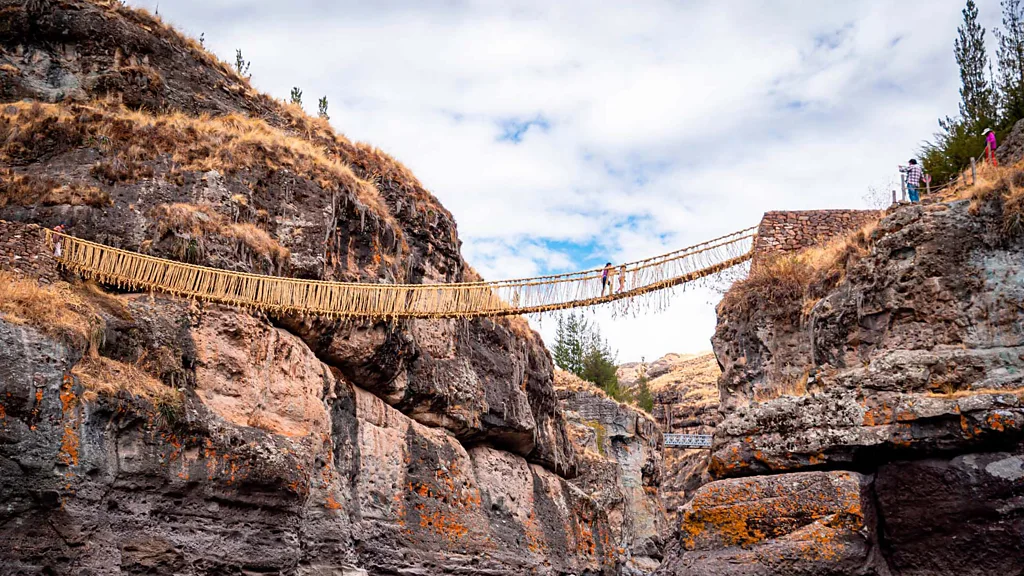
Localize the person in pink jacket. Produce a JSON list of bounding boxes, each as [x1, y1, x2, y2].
[[984, 128, 998, 166]]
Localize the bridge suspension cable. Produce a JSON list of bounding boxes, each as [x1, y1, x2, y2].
[[45, 226, 756, 319]]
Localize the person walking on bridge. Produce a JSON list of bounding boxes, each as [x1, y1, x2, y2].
[[899, 159, 923, 203], [617, 264, 627, 293], [52, 224, 66, 258], [984, 128, 998, 166], [601, 262, 613, 296]]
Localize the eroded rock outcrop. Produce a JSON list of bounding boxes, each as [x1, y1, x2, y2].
[[0, 1, 641, 573], [658, 198, 1024, 575], [0, 0, 579, 476], [661, 471, 884, 576], [0, 297, 626, 575], [712, 201, 1024, 477], [555, 370, 668, 573]]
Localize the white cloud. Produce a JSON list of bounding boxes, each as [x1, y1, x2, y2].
[[130, 0, 1001, 361]]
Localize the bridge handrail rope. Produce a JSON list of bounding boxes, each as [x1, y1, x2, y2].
[[44, 226, 756, 319], [458, 226, 757, 287]]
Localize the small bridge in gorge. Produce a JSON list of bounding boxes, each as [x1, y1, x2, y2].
[[663, 434, 713, 449]]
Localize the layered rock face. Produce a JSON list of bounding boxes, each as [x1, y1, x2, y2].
[[0, 0, 578, 475], [0, 1, 656, 573], [555, 370, 668, 572], [658, 200, 1024, 575], [0, 303, 622, 575]]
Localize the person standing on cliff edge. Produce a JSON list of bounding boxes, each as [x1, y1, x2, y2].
[[984, 128, 998, 166], [899, 159, 923, 203]]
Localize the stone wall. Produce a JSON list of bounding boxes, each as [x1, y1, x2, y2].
[[752, 209, 881, 267], [0, 220, 60, 284]]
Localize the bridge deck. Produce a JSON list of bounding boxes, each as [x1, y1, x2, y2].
[[45, 227, 754, 319], [663, 433, 712, 448]]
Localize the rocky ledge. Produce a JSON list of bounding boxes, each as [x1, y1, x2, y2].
[[1, 288, 668, 575], [657, 198, 1024, 575]]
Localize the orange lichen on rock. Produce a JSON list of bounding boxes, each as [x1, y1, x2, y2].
[[862, 402, 894, 426], [523, 510, 547, 554], [679, 471, 868, 559], [58, 374, 81, 469], [324, 495, 343, 510], [987, 412, 1009, 432], [418, 510, 469, 542]]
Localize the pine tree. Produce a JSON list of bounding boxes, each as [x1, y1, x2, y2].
[[318, 96, 329, 120], [552, 313, 588, 376], [997, 0, 1024, 126], [290, 87, 303, 106], [234, 49, 251, 78], [580, 328, 619, 396], [633, 357, 654, 413], [955, 0, 997, 132], [923, 1, 998, 183], [551, 313, 629, 402]]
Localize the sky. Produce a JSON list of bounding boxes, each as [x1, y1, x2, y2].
[[131, 0, 1002, 363]]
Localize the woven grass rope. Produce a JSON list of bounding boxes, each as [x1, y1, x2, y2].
[[45, 227, 756, 319]]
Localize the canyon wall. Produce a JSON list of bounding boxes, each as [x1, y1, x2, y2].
[[658, 199, 1024, 575], [0, 1, 663, 573], [633, 353, 720, 520]]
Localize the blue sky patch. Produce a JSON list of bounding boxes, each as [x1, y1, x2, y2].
[[497, 115, 551, 143]]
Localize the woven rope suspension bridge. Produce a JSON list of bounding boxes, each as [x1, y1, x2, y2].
[[44, 226, 756, 319]]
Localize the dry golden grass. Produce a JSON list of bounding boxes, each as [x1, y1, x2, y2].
[[149, 202, 290, 266], [0, 271, 99, 344], [0, 100, 391, 222], [0, 271, 179, 405], [73, 355, 182, 406], [463, 264, 484, 283], [926, 386, 1024, 399], [0, 63, 21, 76], [0, 169, 111, 208], [501, 315, 535, 341], [553, 368, 660, 418], [150, 202, 222, 236], [720, 220, 878, 319], [97, 0, 256, 90], [554, 369, 612, 399], [947, 160, 1024, 237], [647, 353, 721, 399], [11, 1, 448, 234], [222, 222, 291, 264]]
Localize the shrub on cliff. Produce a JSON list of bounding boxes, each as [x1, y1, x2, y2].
[[719, 222, 877, 322]]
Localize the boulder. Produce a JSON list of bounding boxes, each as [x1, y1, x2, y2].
[[875, 449, 1024, 576], [657, 471, 886, 576]]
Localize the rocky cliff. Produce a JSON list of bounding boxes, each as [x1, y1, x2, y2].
[[658, 187, 1024, 574], [554, 370, 668, 573], [0, 1, 661, 573], [641, 353, 720, 520]]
